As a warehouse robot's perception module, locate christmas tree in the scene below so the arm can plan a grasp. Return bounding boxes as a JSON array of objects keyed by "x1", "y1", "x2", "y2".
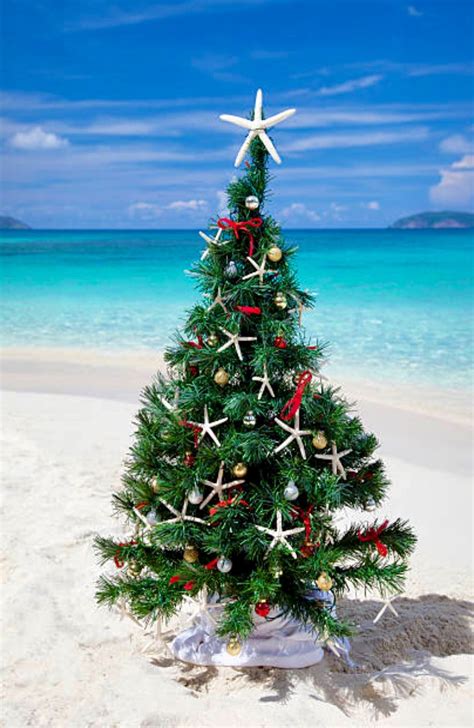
[{"x1": 95, "y1": 89, "x2": 415, "y2": 662}]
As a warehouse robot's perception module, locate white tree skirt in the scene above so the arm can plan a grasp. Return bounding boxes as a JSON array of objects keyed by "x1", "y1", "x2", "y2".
[{"x1": 170, "y1": 589, "x2": 349, "y2": 668}]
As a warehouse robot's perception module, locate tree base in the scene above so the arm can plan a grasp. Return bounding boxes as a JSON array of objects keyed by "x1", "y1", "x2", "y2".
[{"x1": 170, "y1": 589, "x2": 347, "y2": 668}]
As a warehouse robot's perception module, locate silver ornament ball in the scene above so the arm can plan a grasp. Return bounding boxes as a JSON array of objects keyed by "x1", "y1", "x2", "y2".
[
  {"x1": 147, "y1": 509, "x2": 159, "y2": 526},
  {"x1": 365, "y1": 497, "x2": 377, "y2": 512},
  {"x1": 188, "y1": 487, "x2": 204, "y2": 505},
  {"x1": 243, "y1": 410, "x2": 257, "y2": 428},
  {"x1": 225, "y1": 261, "x2": 239, "y2": 279},
  {"x1": 245, "y1": 195, "x2": 260, "y2": 210},
  {"x1": 283, "y1": 480, "x2": 299, "y2": 501},
  {"x1": 217, "y1": 556, "x2": 233, "y2": 573}
]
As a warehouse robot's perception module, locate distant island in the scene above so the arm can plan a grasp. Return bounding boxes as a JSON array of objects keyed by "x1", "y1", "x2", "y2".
[
  {"x1": 0, "y1": 215, "x2": 31, "y2": 230},
  {"x1": 390, "y1": 211, "x2": 474, "y2": 229}
]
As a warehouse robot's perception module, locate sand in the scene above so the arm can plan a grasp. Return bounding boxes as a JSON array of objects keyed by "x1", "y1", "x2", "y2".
[{"x1": 0, "y1": 348, "x2": 473, "y2": 727}]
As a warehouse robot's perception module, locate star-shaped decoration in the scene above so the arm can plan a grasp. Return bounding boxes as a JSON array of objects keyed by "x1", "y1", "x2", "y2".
[
  {"x1": 252, "y1": 362, "x2": 275, "y2": 400},
  {"x1": 217, "y1": 327, "x2": 257, "y2": 361},
  {"x1": 255, "y1": 510, "x2": 305, "y2": 559},
  {"x1": 159, "y1": 389, "x2": 179, "y2": 413},
  {"x1": 181, "y1": 587, "x2": 233, "y2": 627},
  {"x1": 207, "y1": 285, "x2": 228, "y2": 314},
  {"x1": 199, "y1": 460, "x2": 245, "y2": 510},
  {"x1": 242, "y1": 254, "x2": 268, "y2": 285},
  {"x1": 133, "y1": 506, "x2": 153, "y2": 531},
  {"x1": 273, "y1": 410, "x2": 312, "y2": 459},
  {"x1": 158, "y1": 497, "x2": 208, "y2": 525},
  {"x1": 189, "y1": 404, "x2": 228, "y2": 447},
  {"x1": 373, "y1": 594, "x2": 402, "y2": 624},
  {"x1": 199, "y1": 227, "x2": 227, "y2": 260},
  {"x1": 315, "y1": 442, "x2": 352, "y2": 480},
  {"x1": 114, "y1": 598, "x2": 143, "y2": 628},
  {"x1": 220, "y1": 88, "x2": 296, "y2": 167}
]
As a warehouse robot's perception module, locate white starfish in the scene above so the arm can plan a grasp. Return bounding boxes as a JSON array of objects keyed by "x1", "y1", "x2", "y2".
[
  {"x1": 159, "y1": 389, "x2": 179, "y2": 413},
  {"x1": 158, "y1": 497, "x2": 208, "y2": 525},
  {"x1": 207, "y1": 286, "x2": 228, "y2": 314},
  {"x1": 255, "y1": 510, "x2": 305, "y2": 559},
  {"x1": 181, "y1": 587, "x2": 232, "y2": 627},
  {"x1": 217, "y1": 327, "x2": 257, "y2": 361},
  {"x1": 199, "y1": 227, "x2": 226, "y2": 260},
  {"x1": 133, "y1": 507, "x2": 153, "y2": 531},
  {"x1": 199, "y1": 460, "x2": 245, "y2": 510},
  {"x1": 220, "y1": 88, "x2": 296, "y2": 167},
  {"x1": 273, "y1": 410, "x2": 312, "y2": 459},
  {"x1": 242, "y1": 254, "x2": 268, "y2": 285},
  {"x1": 373, "y1": 594, "x2": 401, "y2": 624},
  {"x1": 189, "y1": 404, "x2": 228, "y2": 447},
  {"x1": 114, "y1": 598, "x2": 143, "y2": 628},
  {"x1": 315, "y1": 442, "x2": 352, "y2": 480},
  {"x1": 252, "y1": 362, "x2": 275, "y2": 400}
]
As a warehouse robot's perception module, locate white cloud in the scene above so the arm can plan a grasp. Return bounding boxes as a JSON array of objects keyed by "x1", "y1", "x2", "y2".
[
  {"x1": 317, "y1": 75, "x2": 383, "y2": 97},
  {"x1": 407, "y1": 5, "x2": 423, "y2": 17},
  {"x1": 364, "y1": 200, "x2": 381, "y2": 210},
  {"x1": 9, "y1": 126, "x2": 69, "y2": 150},
  {"x1": 167, "y1": 199, "x2": 208, "y2": 211},
  {"x1": 439, "y1": 133, "x2": 474, "y2": 155},
  {"x1": 128, "y1": 202, "x2": 161, "y2": 219},
  {"x1": 281, "y1": 203, "x2": 321, "y2": 223},
  {"x1": 430, "y1": 155, "x2": 474, "y2": 207},
  {"x1": 284, "y1": 127, "x2": 429, "y2": 152}
]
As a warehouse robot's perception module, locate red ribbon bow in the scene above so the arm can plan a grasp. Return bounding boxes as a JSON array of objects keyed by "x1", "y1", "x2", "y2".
[
  {"x1": 291, "y1": 505, "x2": 314, "y2": 540},
  {"x1": 114, "y1": 540, "x2": 137, "y2": 568},
  {"x1": 185, "y1": 331, "x2": 203, "y2": 349},
  {"x1": 209, "y1": 496, "x2": 249, "y2": 516},
  {"x1": 217, "y1": 217, "x2": 263, "y2": 257},
  {"x1": 280, "y1": 370, "x2": 313, "y2": 421},
  {"x1": 234, "y1": 305, "x2": 262, "y2": 315},
  {"x1": 169, "y1": 574, "x2": 195, "y2": 590},
  {"x1": 358, "y1": 519, "x2": 389, "y2": 557},
  {"x1": 179, "y1": 419, "x2": 202, "y2": 449}
]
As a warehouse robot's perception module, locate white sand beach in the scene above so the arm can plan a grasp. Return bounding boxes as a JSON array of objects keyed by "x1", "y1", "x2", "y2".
[{"x1": 1, "y1": 347, "x2": 473, "y2": 727}]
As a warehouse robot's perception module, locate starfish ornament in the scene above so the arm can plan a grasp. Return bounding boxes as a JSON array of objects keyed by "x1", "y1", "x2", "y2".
[
  {"x1": 189, "y1": 404, "x2": 228, "y2": 447},
  {"x1": 199, "y1": 227, "x2": 226, "y2": 260},
  {"x1": 158, "y1": 497, "x2": 208, "y2": 525},
  {"x1": 199, "y1": 460, "x2": 245, "y2": 510},
  {"x1": 242, "y1": 254, "x2": 268, "y2": 285},
  {"x1": 207, "y1": 286, "x2": 228, "y2": 314},
  {"x1": 373, "y1": 594, "x2": 401, "y2": 624},
  {"x1": 182, "y1": 588, "x2": 233, "y2": 627},
  {"x1": 315, "y1": 442, "x2": 352, "y2": 480},
  {"x1": 252, "y1": 362, "x2": 275, "y2": 400},
  {"x1": 255, "y1": 510, "x2": 305, "y2": 559},
  {"x1": 217, "y1": 327, "x2": 257, "y2": 361},
  {"x1": 159, "y1": 389, "x2": 179, "y2": 413},
  {"x1": 220, "y1": 88, "x2": 296, "y2": 167},
  {"x1": 273, "y1": 410, "x2": 312, "y2": 459}
]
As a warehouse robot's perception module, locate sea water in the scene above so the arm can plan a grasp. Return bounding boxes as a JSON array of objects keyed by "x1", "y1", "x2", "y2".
[{"x1": 1, "y1": 228, "x2": 472, "y2": 392}]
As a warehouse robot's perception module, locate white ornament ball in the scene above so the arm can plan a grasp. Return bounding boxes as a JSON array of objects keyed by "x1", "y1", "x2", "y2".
[
  {"x1": 283, "y1": 480, "x2": 299, "y2": 501},
  {"x1": 217, "y1": 556, "x2": 233, "y2": 573},
  {"x1": 365, "y1": 498, "x2": 377, "y2": 512},
  {"x1": 188, "y1": 487, "x2": 204, "y2": 505},
  {"x1": 245, "y1": 195, "x2": 259, "y2": 210},
  {"x1": 147, "y1": 509, "x2": 159, "y2": 525}
]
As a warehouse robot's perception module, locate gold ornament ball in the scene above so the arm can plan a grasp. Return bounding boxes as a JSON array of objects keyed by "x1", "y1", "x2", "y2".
[
  {"x1": 267, "y1": 245, "x2": 283, "y2": 263},
  {"x1": 232, "y1": 462, "x2": 248, "y2": 478},
  {"x1": 207, "y1": 333, "x2": 219, "y2": 347},
  {"x1": 226, "y1": 637, "x2": 242, "y2": 656},
  {"x1": 128, "y1": 560, "x2": 142, "y2": 577},
  {"x1": 183, "y1": 545, "x2": 199, "y2": 563},
  {"x1": 274, "y1": 292, "x2": 288, "y2": 309},
  {"x1": 214, "y1": 367, "x2": 230, "y2": 387},
  {"x1": 150, "y1": 477, "x2": 160, "y2": 493},
  {"x1": 312, "y1": 431, "x2": 328, "y2": 450},
  {"x1": 316, "y1": 571, "x2": 333, "y2": 591}
]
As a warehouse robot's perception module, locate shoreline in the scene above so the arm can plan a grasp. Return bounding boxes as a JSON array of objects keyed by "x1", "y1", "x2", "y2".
[{"x1": 1, "y1": 345, "x2": 471, "y2": 426}]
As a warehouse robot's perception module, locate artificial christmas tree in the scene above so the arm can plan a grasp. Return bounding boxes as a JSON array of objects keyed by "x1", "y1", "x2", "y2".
[{"x1": 95, "y1": 89, "x2": 415, "y2": 667}]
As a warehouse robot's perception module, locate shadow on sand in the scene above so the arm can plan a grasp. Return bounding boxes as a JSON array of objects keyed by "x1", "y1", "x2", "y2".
[{"x1": 151, "y1": 594, "x2": 473, "y2": 719}]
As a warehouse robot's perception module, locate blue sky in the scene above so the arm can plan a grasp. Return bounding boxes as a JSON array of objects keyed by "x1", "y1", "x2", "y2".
[{"x1": 1, "y1": 0, "x2": 473, "y2": 228}]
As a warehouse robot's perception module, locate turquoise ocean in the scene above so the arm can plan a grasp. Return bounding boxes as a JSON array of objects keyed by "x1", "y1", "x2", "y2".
[{"x1": 1, "y1": 229, "x2": 472, "y2": 393}]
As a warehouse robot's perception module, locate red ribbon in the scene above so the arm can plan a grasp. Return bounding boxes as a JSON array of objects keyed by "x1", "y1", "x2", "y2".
[
  {"x1": 204, "y1": 557, "x2": 219, "y2": 570},
  {"x1": 291, "y1": 505, "x2": 314, "y2": 540},
  {"x1": 169, "y1": 574, "x2": 195, "y2": 591},
  {"x1": 184, "y1": 580, "x2": 195, "y2": 591},
  {"x1": 217, "y1": 217, "x2": 263, "y2": 257},
  {"x1": 179, "y1": 419, "x2": 202, "y2": 449},
  {"x1": 234, "y1": 305, "x2": 261, "y2": 315},
  {"x1": 274, "y1": 336, "x2": 287, "y2": 349},
  {"x1": 280, "y1": 370, "x2": 313, "y2": 421},
  {"x1": 114, "y1": 540, "x2": 137, "y2": 568},
  {"x1": 185, "y1": 333, "x2": 203, "y2": 349},
  {"x1": 135, "y1": 501, "x2": 149, "y2": 510},
  {"x1": 209, "y1": 496, "x2": 249, "y2": 516},
  {"x1": 358, "y1": 519, "x2": 389, "y2": 557}
]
